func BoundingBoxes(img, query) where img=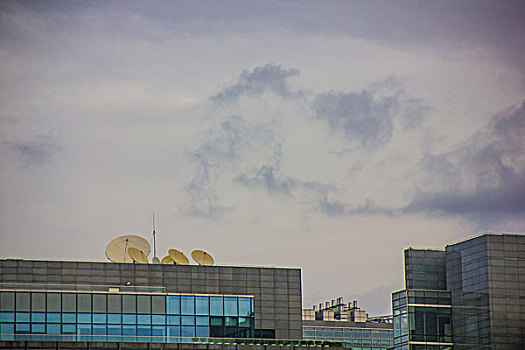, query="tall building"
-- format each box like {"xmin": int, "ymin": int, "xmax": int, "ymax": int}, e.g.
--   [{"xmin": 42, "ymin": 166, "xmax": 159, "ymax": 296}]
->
[
  {"xmin": 392, "ymin": 233, "xmax": 525, "ymax": 350},
  {"xmin": 302, "ymin": 297, "xmax": 393, "ymax": 349}
]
